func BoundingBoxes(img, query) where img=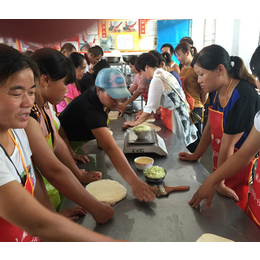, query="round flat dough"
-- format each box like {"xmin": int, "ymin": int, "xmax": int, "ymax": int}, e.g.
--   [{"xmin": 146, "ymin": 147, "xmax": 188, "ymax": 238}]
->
[
  {"xmin": 85, "ymin": 179, "xmax": 127, "ymax": 205},
  {"xmin": 196, "ymin": 233, "xmax": 234, "ymax": 242}
]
